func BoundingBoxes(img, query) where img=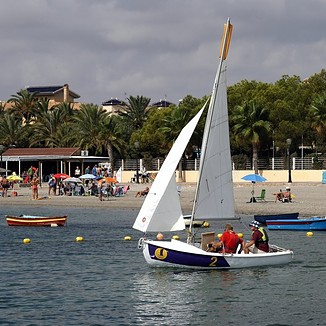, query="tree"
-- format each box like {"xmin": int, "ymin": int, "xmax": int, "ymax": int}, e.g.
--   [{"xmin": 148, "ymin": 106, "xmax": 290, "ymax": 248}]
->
[
  {"xmin": 8, "ymin": 89, "xmax": 37, "ymax": 123},
  {"xmin": 231, "ymin": 101, "xmax": 272, "ymax": 174},
  {"xmin": 0, "ymin": 113, "xmax": 26, "ymax": 147},
  {"xmin": 119, "ymin": 95, "xmax": 151, "ymax": 131}
]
